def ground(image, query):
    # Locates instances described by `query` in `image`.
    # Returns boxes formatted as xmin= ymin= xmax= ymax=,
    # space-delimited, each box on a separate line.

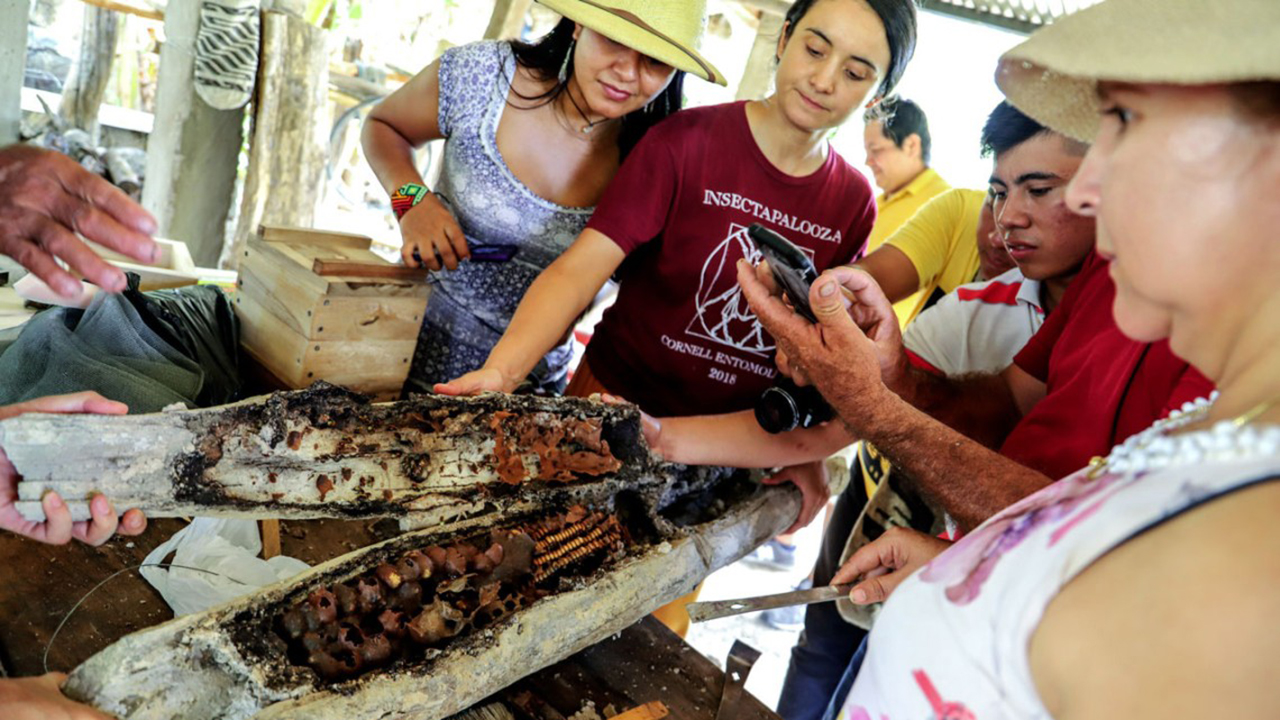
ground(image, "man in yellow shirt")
xmin=873 ymin=188 xmax=1003 ymax=326
xmin=862 ymin=99 xmax=951 ymax=254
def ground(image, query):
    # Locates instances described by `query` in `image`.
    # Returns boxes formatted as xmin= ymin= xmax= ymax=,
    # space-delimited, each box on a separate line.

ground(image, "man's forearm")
xmin=890 ymin=366 xmax=1024 ymax=450
xmin=846 ymin=386 xmax=1051 ymax=532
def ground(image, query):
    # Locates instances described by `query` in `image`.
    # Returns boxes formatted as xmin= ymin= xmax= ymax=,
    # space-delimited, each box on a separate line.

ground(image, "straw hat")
xmin=538 ymin=0 xmax=727 ymax=86
xmin=995 ymin=0 xmax=1280 ymax=142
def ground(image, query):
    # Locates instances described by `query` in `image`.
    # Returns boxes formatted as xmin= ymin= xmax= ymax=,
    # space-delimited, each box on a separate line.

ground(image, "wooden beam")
xmin=485 ymin=0 xmax=534 ymax=40
xmin=737 ymin=12 xmax=784 ymax=101
xmin=0 ymin=0 xmax=29 ymax=145
xmin=59 ymin=6 xmax=123 ymax=138
xmin=79 ymin=0 xmax=165 ymax=22
xmin=223 ymin=11 xmax=329 ymax=269
xmin=142 ymin=0 xmax=246 ymax=268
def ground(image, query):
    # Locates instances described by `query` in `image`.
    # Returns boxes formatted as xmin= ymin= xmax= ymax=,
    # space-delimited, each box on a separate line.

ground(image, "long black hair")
xmin=509 ymin=18 xmax=686 ymax=158
xmin=781 ymin=0 xmax=918 ymax=100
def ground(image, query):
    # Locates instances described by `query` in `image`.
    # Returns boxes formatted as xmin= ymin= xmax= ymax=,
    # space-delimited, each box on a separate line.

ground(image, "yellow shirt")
xmin=865 ymin=167 xmax=951 ymax=254
xmin=886 ymin=188 xmax=986 ymax=327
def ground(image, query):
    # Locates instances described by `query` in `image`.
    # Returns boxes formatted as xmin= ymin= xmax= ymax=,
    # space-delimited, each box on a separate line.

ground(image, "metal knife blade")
xmin=686 ymin=583 xmax=854 ymax=624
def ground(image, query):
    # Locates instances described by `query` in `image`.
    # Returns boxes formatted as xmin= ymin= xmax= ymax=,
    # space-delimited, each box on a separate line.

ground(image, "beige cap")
xmin=995 ymin=0 xmax=1280 ymax=141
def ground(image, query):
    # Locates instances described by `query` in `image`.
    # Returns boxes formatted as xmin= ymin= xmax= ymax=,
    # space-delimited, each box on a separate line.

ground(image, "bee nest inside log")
xmin=276 ymin=506 xmax=625 ymax=683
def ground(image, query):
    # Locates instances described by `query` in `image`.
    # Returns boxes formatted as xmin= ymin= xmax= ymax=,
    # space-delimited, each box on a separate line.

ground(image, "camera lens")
xmin=756 ymin=386 xmax=802 ymax=434
xmin=755 ymin=378 xmax=834 ymax=434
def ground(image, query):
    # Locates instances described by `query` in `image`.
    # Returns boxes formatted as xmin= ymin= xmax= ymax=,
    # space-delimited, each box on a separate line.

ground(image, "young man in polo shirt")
xmin=652 ymin=102 xmax=1212 ymax=720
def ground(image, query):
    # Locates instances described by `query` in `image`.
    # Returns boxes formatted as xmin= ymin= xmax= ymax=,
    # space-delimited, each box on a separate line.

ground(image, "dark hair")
xmin=866 ymin=97 xmax=931 ymax=163
xmin=1230 ymin=81 xmax=1280 ymax=124
xmin=508 ymin=18 xmax=686 ymax=158
xmin=979 ymin=100 xmax=1051 ymax=158
xmin=781 ymin=0 xmax=918 ymax=99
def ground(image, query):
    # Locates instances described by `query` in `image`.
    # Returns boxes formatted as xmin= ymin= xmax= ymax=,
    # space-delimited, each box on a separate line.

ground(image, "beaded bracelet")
xmin=390 ymin=182 xmax=431 ymax=220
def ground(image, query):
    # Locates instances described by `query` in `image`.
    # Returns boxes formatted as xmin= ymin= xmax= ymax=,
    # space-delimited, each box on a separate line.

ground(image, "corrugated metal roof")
xmin=920 ymin=0 xmax=1104 ymax=34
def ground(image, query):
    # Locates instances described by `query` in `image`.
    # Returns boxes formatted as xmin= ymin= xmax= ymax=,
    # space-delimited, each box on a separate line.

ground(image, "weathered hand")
xmin=815 ymin=266 xmax=908 ymax=389
xmin=762 ymin=460 xmax=831 ymax=534
xmin=0 ymin=145 xmax=158 ymax=298
xmin=432 ymin=367 xmax=511 ymax=397
xmin=0 ymin=672 xmax=113 ymax=719
xmin=0 ymin=392 xmax=148 ymax=545
xmin=738 ymin=261 xmax=898 ymax=434
xmin=832 ymin=526 xmax=951 ymax=604
xmin=399 ymin=194 xmax=469 ymax=272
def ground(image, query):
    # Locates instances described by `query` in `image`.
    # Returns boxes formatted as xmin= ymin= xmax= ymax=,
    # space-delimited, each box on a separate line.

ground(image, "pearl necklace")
xmin=1085 ymin=392 xmax=1280 ymax=479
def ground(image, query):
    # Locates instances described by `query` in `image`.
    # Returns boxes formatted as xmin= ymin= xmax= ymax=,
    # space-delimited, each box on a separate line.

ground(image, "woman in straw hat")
xmin=364 ymin=1 xmax=718 ymax=396
xmin=734 ymin=0 xmax=1280 ymax=717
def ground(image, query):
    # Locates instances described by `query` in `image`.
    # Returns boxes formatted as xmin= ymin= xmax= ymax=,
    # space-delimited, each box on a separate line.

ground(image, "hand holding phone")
xmin=747 ymin=224 xmax=820 ymax=323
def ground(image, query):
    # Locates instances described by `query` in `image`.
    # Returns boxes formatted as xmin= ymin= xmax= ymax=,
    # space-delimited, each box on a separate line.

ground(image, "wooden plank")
xmin=243 ymin=237 xmax=332 ymax=296
xmin=261 ymin=519 xmax=281 ymax=559
xmin=0 ymin=0 xmax=29 ymax=145
xmin=260 ymin=225 xmax=373 ymax=251
xmin=309 ymin=293 xmax=426 ymax=342
xmin=312 ymin=258 xmax=430 ymax=281
xmin=236 ymin=257 xmax=325 ymax=337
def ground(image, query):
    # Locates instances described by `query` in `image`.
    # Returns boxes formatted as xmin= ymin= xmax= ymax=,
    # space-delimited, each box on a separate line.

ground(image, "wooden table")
xmin=0 ymin=524 xmax=779 ymax=720
xmin=466 ymin=616 xmax=780 ymax=720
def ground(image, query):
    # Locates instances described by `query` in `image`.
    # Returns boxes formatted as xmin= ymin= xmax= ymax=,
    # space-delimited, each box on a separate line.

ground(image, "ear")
xmin=774 ymin=21 xmax=792 ymax=63
xmin=904 ymin=133 xmax=923 ymax=159
xmin=573 ymin=23 xmax=583 ymax=41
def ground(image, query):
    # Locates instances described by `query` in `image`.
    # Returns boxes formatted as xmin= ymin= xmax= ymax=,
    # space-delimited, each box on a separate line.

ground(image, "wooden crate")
xmin=232 ymin=226 xmax=430 ymax=396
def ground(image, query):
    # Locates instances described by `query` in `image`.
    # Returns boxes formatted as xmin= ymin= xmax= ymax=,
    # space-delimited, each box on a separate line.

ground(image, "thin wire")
xmin=43 ymin=562 xmax=254 ymax=675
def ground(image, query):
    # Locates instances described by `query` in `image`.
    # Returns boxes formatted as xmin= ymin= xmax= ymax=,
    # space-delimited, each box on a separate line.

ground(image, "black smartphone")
xmin=747 ymin=223 xmax=820 ymax=323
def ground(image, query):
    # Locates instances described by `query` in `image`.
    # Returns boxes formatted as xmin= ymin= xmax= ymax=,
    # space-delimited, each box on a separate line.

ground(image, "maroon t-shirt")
xmin=582 ymin=102 xmax=876 ymax=417
xmin=1002 ymin=251 xmax=1215 ymax=479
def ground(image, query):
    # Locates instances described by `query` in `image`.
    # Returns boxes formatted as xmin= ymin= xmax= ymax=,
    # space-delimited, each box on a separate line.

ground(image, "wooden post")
xmin=142 ymin=0 xmax=246 ymax=269
xmin=223 ymin=11 xmax=329 ymax=270
xmin=485 ymin=0 xmax=533 ymax=40
xmin=0 ymin=0 xmax=29 ymax=145
xmin=737 ymin=11 xmax=785 ymax=101
xmin=59 ymin=6 xmax=123 ymax=139
xmin=260 ymin=520 xmax=282 ymax=559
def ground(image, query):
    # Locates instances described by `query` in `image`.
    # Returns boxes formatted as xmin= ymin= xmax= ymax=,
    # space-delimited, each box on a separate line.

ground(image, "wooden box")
xmin=233 ymin=226 xmax=430 ymax=397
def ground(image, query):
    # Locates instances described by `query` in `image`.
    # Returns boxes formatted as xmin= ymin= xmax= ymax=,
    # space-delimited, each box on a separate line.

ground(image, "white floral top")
xmin=840 ymin=407 xmax=1279 ymax=720
xmin=405 ymin=41 xmax=592 ymax=395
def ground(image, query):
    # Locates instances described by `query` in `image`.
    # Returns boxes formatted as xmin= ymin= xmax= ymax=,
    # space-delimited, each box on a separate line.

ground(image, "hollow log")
xmin=62 ymin=470 xmax=799 ymax=719
xmin=2 ymin=383 xmax=678 ymax=525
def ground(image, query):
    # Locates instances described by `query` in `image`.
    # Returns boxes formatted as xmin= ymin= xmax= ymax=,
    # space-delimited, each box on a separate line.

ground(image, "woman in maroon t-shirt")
xmin=438 ymin=0 xmax=917 ymax=409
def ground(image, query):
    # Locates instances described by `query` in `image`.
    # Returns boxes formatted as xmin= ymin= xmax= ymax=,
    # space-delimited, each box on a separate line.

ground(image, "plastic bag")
xmin=140 ymin=518 xmax=310 ymax=616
